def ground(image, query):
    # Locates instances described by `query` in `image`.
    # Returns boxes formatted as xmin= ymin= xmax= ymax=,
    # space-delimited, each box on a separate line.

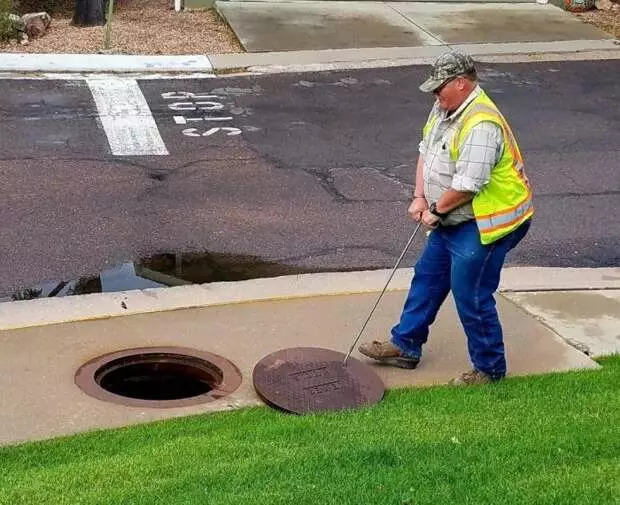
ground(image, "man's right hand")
xmin=408 ymin=197 xmax=428 ymax=222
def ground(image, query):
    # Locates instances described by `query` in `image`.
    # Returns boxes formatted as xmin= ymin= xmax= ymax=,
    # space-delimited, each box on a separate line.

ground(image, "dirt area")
xmin=576 ymin=6 xmax=620 ymax=38
xmin=0 ymin=0 xmax=243 ymax=54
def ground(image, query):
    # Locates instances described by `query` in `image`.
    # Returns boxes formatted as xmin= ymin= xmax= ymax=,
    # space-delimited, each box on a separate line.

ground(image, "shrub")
xmin=0 ymin=0 xmax=20 ymax=42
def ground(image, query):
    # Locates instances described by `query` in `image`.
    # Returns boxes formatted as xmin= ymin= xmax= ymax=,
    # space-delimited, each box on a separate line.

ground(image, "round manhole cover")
xmin=75 ymin=347 xmax=242 ymax=408
xmin=253 ymin=347 xmax=385 ymax=414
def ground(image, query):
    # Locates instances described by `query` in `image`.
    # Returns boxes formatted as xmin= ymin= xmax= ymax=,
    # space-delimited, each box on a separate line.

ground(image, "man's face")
xmin=434 ymin=76 xmax=466 ymax=112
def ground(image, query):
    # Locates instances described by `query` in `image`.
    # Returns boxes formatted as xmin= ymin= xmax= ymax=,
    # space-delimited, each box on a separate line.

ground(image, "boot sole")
xmin=358 ymin=349 xmax=419 ymax=369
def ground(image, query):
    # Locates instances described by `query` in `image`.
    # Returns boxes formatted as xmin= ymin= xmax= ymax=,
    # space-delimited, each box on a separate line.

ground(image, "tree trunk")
xmin=73 ymin=0 xmax=105 ymax=26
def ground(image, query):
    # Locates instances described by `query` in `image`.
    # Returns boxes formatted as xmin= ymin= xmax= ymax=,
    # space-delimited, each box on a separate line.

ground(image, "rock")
xmin=24 ymin=17 xmax=46 ymax=39
xmin=595 ymin=0 xmax=614 ymax=10
xmin=21 ymin=12 xmax=51 ymax=39
xmin=21 ymin=12 xmax=51 ymax=29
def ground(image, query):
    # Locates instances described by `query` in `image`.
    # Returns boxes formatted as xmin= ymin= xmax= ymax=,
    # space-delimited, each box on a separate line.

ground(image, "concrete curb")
xmin=217 ymin=40 xmax=620 ymax=73
xmin=1 ymin=40 xmax=618 ymax=74
xmin=0 ymin=54 xmax=214 ymax=73
xmin=0 ymin=267 xmax=618 ymax=331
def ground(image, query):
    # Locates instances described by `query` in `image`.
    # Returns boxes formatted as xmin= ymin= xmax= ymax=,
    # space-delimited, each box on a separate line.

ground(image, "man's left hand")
xmin=421 ymin=210 xmax=440 ymax=229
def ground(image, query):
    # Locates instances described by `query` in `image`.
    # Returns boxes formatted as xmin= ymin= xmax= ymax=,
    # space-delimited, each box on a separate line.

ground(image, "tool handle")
xmin=343 ymin=222 xmax=423 ymax=365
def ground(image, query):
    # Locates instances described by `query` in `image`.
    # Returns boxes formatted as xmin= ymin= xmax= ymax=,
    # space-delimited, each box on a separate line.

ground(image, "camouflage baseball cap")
xmin=419 ymin=51 xmax=476 ymax=93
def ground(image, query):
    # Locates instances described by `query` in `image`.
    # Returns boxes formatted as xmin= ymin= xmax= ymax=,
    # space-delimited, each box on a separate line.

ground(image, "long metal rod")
xmin=343 ymin=222 xmax=423 ymax=365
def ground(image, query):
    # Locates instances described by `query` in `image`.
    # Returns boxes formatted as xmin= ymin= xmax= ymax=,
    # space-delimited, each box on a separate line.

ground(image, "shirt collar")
xmin=439 ymin=85 xmax=482 ymax=122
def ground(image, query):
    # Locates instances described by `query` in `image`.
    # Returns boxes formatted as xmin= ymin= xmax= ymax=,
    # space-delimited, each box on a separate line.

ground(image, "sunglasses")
xmin=433 ymin=76 xmax=459 ymax=95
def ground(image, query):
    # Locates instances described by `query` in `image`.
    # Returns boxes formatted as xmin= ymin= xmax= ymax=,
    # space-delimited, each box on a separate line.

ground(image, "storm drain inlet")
xmin=75 ymin=347 xmax=242 ymax=408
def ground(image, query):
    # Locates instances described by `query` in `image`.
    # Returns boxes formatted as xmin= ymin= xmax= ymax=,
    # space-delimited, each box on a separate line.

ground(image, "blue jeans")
xmin=391 ymin=219 xmax=531 ymax=379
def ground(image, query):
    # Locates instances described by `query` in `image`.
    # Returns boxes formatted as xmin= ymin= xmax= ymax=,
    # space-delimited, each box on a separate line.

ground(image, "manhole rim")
xmin=75 ymin=346 xmax=242 ymax=409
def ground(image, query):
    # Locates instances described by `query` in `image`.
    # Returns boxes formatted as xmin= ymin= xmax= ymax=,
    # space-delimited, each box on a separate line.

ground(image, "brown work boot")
xmin=449 ymin=369 xmax=498 ymax=386
xmin=358 ymin=340 xmax=419 ymax=369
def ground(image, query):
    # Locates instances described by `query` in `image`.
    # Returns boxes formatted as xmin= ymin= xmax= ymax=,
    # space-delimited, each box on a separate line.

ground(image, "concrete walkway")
xmin=1 ymin=267 xmax=618 ymax=446
xmin=216 ymin=1 xmax=612 ymax=52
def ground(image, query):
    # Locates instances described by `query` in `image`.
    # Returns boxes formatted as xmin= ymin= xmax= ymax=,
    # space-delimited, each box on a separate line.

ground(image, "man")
xmin=359 ymin=51 xmax=533 ymax=385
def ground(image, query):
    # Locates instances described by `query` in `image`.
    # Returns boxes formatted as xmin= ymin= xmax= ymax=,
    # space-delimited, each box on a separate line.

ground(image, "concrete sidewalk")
xmin=216 ymin=1 xmax=612 ymax=52
xmin=0 ymin=267 xmax=618 ymax=446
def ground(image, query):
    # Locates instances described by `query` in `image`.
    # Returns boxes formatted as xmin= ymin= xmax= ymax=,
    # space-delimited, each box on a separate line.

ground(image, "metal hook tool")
xmin=343 ymin=222 xmax=423 ymax=366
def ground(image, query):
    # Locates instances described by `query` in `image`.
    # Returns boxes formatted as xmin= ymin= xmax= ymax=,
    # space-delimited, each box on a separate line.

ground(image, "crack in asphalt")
xmin=307 ymin=165 xmax=413 ymax=204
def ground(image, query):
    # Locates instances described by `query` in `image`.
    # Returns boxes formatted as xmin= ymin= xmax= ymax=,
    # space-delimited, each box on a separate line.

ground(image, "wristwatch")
xmin=429 ymin=202 xmax=448 ymax=219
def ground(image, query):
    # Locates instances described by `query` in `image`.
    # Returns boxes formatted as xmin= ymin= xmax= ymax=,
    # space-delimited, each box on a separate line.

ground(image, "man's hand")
xmin=408 ymin=197 xmax=428 ymax=222
xmin=421 ymin=209 xmax=440 ymax=229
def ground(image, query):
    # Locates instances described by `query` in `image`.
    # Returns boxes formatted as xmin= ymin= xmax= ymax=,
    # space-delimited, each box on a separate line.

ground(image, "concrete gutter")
xmin=0 ymin=267 xmax=618 ymax=331
xmin=0 ymin=40 xmax=618 ymax=74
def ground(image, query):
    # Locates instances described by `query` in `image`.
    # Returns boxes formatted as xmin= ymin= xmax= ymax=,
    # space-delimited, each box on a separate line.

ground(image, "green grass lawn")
xmin=1 ymin=356 xmax=619 ymax=505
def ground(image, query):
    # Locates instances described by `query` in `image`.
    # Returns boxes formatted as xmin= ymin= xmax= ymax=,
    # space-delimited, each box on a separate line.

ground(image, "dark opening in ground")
xmin=95 ymin=353 xmax=223 ymax=401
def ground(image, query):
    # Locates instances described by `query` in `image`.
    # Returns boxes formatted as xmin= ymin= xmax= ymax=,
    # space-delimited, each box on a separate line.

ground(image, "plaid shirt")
xmin=419 ymin=86 xmax=504 ymax=226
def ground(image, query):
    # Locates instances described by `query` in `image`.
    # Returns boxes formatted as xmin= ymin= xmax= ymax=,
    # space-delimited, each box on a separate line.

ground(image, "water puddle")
xmin=2 ymin=251 xmax=320 ymax=303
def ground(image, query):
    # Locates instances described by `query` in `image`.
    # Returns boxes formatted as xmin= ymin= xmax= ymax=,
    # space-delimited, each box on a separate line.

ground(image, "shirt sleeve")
xmin=452 ymin=121 xmax=504 ymax=193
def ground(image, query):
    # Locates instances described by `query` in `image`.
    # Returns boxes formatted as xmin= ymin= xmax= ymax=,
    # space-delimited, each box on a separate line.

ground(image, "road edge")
xmin=1 ymin=267 xmax=618 ymax=331
xmin=0 ymin=40 xmax=618 ymax=76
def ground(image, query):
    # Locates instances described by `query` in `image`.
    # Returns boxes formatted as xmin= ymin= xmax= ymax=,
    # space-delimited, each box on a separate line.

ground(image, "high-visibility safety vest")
xmin=422 ymin=89 xmax=534 ymax=245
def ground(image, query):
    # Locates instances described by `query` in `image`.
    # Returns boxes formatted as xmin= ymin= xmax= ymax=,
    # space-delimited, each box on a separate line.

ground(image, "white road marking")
xmin=173 ymin=115 xmax=233 ymax=124
xmin=204 ymin=127 xmax=242 ymax=136
xmin=87 ymin=78 xmax=168 ymax=156
xmin=181 ymin=127 xmax=242 ymax=137
xmin=168 ymin=101 xmax=225 ymax=111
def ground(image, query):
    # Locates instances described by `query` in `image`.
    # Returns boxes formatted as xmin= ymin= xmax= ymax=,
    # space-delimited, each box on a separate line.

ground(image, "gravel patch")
xmin=0 ymin=0 xmax=243 ymax=54
xmin=576 ymin=7 xmax=620 ymax=38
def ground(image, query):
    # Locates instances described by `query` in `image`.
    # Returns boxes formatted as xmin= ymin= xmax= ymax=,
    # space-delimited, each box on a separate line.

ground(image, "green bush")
xmin=0 ymin=0 xmax=18 ymax=42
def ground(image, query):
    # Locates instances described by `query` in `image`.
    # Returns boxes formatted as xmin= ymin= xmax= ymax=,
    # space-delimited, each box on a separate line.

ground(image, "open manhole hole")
xmin=75 ymin=347 xmax=242 ymax=408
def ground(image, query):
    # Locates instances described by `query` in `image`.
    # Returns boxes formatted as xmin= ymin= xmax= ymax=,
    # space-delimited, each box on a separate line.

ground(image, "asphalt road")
xmin=1 ymin=60 xmax=618 ymax=297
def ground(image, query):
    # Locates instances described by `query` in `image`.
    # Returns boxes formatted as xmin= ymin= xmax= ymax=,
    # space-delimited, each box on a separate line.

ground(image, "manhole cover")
xmin=75 ymin=347 xmax=242 ymax=408
xmin=253 ymin=347 xmax=385 ymax=414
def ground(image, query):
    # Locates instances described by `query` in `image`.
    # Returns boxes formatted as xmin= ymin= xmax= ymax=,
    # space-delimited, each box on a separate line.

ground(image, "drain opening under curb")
xmin=75 ymin=347 xmax=242 ymax=408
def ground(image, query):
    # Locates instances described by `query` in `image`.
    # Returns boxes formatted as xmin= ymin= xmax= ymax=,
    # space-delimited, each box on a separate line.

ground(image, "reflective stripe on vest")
xmin=456 ymin=94 xmax=533 ymax=244
xmin=475 ymin=193 xmax=533 ymax=234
